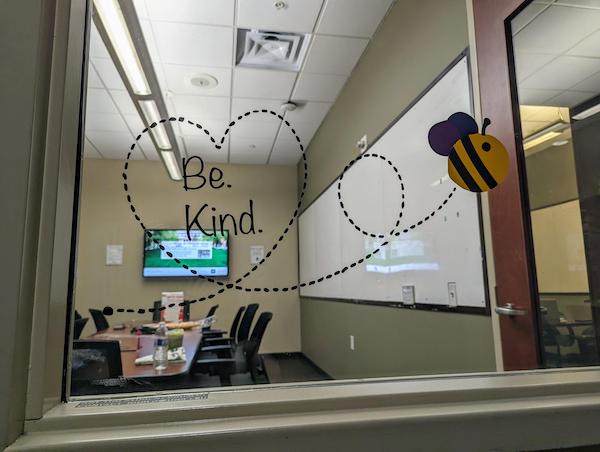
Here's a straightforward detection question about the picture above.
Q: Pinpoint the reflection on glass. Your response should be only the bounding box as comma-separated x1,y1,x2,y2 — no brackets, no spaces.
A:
511,2,600,368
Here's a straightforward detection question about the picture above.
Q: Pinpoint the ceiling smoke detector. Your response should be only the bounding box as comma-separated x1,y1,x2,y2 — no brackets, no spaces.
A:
281,101,297,112
186,73,218,89
236,29,310,72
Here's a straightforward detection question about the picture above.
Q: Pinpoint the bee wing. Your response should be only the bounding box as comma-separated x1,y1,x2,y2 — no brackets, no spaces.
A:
428,120,461,156
448,112,478,136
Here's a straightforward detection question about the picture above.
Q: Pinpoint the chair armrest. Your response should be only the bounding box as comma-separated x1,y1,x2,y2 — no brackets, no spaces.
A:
195,358,236,364
200,344,233,352
203,337,234,345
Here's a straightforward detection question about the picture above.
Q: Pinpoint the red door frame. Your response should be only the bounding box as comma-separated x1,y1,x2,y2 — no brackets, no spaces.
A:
472,0,542,370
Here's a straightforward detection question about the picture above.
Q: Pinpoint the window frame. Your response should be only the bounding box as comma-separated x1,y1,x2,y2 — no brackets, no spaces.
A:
16,0,600,449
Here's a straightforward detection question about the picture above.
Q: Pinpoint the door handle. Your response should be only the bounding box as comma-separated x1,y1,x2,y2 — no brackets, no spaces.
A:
495,303,528,317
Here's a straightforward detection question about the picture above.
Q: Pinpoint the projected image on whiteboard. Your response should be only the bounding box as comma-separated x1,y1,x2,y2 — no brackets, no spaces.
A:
365,237,440,274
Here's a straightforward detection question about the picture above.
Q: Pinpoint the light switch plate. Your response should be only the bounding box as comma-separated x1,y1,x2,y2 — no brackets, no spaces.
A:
448,282,458,307
402,285,415,305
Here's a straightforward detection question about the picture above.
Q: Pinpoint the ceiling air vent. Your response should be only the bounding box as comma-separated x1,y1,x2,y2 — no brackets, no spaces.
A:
236,29,311,72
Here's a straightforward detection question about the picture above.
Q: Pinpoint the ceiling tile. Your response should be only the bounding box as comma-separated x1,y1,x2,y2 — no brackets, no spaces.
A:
132,0,149,19
233,68,296,99
229,137,273,164
520,56,600,90
139,19,162,63
510,2,549,34
546,90,597,107
143,0,234,26
86,88,119,114
86,131,146,160
514,52,556,82
316,0,393,38
269,152,301,166
152,22,233,67
303,35,368,76
237,0,323,33
553,0,600,8
171,95,230,120
162,64,231,96
122,114,157,155
87,64,103,89
229,120,280,139
513,5,600,55
231,97,287,120
89,23,110,59
568,29,600,58
84,138,103,159
573,70,600,91
85,112,130,133
91,58,127,91
292,72,347,102
109,90,139,116
517,87,562,105
177,119,229,140
287,121,321,144
284,101,332,123
183,136,229,163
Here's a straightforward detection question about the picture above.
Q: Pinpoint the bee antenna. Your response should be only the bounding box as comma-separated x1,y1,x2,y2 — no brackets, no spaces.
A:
482,118,491,135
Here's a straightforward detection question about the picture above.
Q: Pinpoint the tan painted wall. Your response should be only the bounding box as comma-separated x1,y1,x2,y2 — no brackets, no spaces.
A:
297,0,496,378
74,159,300,353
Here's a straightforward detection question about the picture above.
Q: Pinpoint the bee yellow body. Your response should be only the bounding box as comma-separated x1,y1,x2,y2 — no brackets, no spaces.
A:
447,133,509,193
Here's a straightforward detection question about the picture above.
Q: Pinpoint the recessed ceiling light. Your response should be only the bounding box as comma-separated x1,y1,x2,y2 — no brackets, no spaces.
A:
274,1,287,10
249,144,256,149
186,73,218,89
552,139,568,146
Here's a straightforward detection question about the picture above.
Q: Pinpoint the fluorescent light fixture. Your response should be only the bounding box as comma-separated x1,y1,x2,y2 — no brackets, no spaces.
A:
93,0,151,95
138,100,171,149
523,122,569,150
572,103,600,120
161,151,182,181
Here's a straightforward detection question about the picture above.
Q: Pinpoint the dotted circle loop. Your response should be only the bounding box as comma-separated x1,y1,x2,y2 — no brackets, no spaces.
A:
337,152,405,239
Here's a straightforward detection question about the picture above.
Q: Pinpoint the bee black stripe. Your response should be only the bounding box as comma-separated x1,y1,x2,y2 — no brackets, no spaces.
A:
461,136,497,189
449,150,480,192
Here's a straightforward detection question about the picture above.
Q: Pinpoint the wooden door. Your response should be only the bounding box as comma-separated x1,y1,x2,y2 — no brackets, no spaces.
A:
472,0,541,370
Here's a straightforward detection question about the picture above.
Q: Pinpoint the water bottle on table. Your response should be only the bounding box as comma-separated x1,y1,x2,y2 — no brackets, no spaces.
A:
153,321,168,370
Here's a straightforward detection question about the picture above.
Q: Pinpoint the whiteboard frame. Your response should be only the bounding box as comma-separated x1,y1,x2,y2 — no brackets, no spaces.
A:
297,49,491,317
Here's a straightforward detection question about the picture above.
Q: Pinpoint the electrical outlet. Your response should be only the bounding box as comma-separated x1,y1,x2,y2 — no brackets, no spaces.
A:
350,335,355,351
448,282,458,307
402,285,415,305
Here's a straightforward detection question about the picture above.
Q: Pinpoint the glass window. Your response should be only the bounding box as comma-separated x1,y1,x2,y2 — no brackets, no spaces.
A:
509,1,600,368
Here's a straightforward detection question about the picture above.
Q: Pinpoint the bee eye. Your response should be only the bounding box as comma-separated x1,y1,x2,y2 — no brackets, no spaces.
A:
482,142,491,152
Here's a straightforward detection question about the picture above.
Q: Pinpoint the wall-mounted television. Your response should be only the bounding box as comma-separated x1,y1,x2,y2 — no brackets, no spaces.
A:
143,229,229,278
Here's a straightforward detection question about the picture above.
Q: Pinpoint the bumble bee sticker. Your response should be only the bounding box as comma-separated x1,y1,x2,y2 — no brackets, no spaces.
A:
428,112,509,193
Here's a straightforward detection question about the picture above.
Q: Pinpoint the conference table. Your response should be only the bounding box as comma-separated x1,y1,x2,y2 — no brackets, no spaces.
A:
91,326,203,378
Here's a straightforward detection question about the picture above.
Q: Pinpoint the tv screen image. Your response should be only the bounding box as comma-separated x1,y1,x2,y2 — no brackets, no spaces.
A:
143,229,229,277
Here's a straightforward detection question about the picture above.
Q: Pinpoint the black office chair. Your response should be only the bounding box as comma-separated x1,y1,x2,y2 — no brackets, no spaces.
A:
202,306,246,345
201,304,220,333
243,312,273,382
71,340,122,381
74,310,82,321
199,304,259,358
151,300,191,322
192,312,272,386
89,308,109,332
74,317,88,340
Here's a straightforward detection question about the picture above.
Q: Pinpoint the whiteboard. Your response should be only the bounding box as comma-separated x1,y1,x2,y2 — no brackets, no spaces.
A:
298,56,487,309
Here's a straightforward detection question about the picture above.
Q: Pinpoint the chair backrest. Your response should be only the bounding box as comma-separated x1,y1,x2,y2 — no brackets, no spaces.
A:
207,304,219,318
74,310,82,321
74,317,88,340
236,303,259,343
230,306,245,339
152,300,190,322
244,312,273,376
89,309,109,332
71,340,122,380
